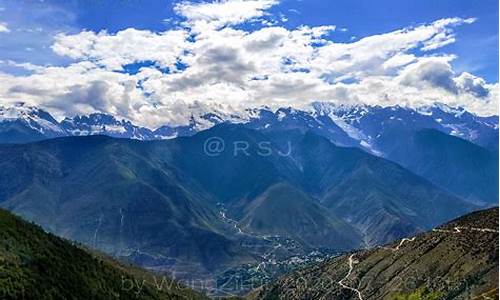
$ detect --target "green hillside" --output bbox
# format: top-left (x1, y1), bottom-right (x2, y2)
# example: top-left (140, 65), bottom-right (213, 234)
top-left (0, 208), bottom-right (207, 300)
top-left (271, 129), bottom-right (475, 246)
top-left (238, 183), bottom-right (362, 250)
top-left (387, 129), bottom-right (499, 205)
top-left (0, 135), bottom-right (255, 278)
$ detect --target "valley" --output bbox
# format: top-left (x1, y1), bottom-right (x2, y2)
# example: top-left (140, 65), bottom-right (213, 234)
top-left (0, 0), bottom-right (498, 298)
top-left (0, 103), bottom-right (497, 298)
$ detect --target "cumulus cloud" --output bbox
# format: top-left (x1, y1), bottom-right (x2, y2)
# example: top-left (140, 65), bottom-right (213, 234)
top-left (454, 72), bottom-right (490, 98)
top-left (0, 0), bottom-right (497, 128)
top-left (312, 17), bottom-right (475, 81)
top-left (399, 57), bottom-right (458, 93)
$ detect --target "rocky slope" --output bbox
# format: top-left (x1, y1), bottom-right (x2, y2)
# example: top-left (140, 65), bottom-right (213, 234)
top-left (251, 207), bottom-right (499, 300)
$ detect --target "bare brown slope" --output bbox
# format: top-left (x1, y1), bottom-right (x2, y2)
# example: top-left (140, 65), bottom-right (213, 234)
top-left (251, 207), bottom-right (499, 300)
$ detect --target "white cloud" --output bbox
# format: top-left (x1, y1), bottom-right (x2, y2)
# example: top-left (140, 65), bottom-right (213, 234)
top-left (421, 18), bottom-right (475, 51)
top-left (421, 32), bottom-right (455, 51)
top-left (382, 54), bottom-right (416, 69)
top-left (399, 56), bottom-right (458, 93)
top-left (174, 0), bottom-right (279, 32)
top-left (0, 0), bottom-right (496, 128)
top-left (311, 17), bottom-right (474, 82)
top-left (0, 22), bottom-right (9, 33)
top-left (0, 59), bottom-right (46, 72)
top-left (454, 72), bottom-right (490, 98)
top-left (52, 28), bottom-right (189, 71)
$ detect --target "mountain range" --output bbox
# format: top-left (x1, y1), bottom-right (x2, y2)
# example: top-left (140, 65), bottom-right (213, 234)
top-left (1, 102), bottom-right (497, 150)
top-left (0, 122), bottom-right (484, 290)
top-left (0, 101), bottom-right (497, 296)
top-left (2, 102), bottom-right (497, 205)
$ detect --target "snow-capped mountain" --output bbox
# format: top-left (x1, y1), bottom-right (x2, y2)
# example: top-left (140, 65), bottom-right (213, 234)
top-left (153, 110), bottom-right (248, 139)
top-left (243, 106), bottom-right (362, 148)
top-left (0, 104), bottom-right (66, 143)
top-left (0, 102), bottom-right (497, 152)
top-left (311, 101), bottom-right (498, 152)
top-left (418, 103), bottom-right (499, 148)
top-left (60, 113), bottom-right (155, 140)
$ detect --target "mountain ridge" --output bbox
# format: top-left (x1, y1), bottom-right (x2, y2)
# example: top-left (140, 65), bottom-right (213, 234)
top-left (2, 103), bottom-right (497, 207)
top-left (250, 207), bottom-right (499, 300)
top-left (1, 102), bottom-right (497, 148)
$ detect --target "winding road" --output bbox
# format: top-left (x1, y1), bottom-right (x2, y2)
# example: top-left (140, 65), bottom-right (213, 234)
top-left (380, 237), bottom-right (416, 252)
top-left (219, 210), bottom-right (244, 234)
top-left (337, 225), bottom-right (498, 299)
top-left (338, 254), bottom-right (364, 300)
top-left (432, 226), bottom-right (499, 234)
top-left (218, 208), bottom-right (285, 272)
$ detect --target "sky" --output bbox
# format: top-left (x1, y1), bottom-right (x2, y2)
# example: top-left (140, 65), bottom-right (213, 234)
top-left (0, 0), bottom-right (498, 127)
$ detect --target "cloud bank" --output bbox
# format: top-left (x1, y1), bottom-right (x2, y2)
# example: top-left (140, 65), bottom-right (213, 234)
top-left (0, 0), bottom-right (497, 127)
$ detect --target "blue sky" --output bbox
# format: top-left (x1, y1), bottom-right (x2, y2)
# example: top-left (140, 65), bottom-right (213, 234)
top-left (0, 0), bottom-right (497, 126)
